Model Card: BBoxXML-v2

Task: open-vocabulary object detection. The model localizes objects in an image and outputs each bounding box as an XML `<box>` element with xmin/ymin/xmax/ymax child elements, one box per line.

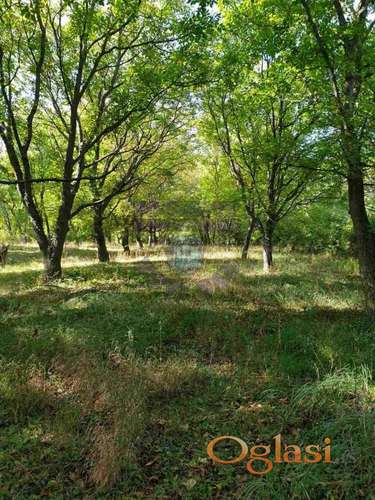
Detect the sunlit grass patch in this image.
<box><xmin>293</xmin><ymin>366</ymin><xmax>373</xmax><ymax>415</ymax></box>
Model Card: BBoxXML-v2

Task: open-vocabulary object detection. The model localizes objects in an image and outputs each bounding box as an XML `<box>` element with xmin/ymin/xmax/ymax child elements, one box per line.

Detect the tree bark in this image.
<box><xmin>134</xmin><ymin>217</ymin><xmax>143</xmax><ymax>249</ymax></box>
<box><xmin>148</xmin><ymin>221</ymin><xmax>158</xmax><ymax>246</ymax></box>
<box><xmin>241</xmin><ymin>218</ymin><xmax>256</xmax><ymax>259</ymax></box>
<box><xmin>121</xmin><ymin>226</ymin><xmax>130</xmax><ymax>255</ymax></box>
<box><xmin>262</xmin><ymin>220</ymin><xmax>274</xmax><ymax>273</ymax></box>
<box><xmin>342</xmin><ymin>85</ymin><xmax>375</xmax><ymax>304</ymax></box>
<box><xmin>43</xmin><ymin>241</ymin><xmax>64</xmax><ymax>280</ymax></box>
<box><xmin>347</xmin><ymin>173</ymin><xmax>375</xmax><ymax>303</ymax></box>
<box><xmin>342</xmin><ymin>44</ymin><xmax>375</xmax><ymax>304</ymax></box>
<box><xmin>93</xmin><ymin>206</ymin><xmax>110</xmax><ymax>263</ymax></box>
<box><xmin>152</xmin><ymin>221</ymin><xmax>158</xmax><ymax>246</ymax></box>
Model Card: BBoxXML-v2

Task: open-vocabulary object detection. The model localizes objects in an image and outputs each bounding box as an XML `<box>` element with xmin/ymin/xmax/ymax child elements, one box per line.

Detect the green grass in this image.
<box><xmin>0</xmin><ymin>245</ymin><xmax>374</xmax><ymax>499</ymax></box>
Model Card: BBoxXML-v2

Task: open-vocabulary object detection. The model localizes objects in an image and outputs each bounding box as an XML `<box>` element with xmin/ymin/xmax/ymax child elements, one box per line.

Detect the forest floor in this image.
<box><xmin>0</xmin><ymin>245</ymin><xmax>374</xmax><ymax>499</ymax></box>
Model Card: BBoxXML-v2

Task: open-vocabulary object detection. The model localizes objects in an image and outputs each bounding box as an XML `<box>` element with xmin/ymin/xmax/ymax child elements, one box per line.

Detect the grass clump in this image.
<box><xmin>293</xmin><ymin>366</ymin><xmax>373</xmax><ymax>415</ymax></box>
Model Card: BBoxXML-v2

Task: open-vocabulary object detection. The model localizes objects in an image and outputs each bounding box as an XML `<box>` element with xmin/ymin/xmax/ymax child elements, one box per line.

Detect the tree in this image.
<box><xmin>0</xmin><ymin>0</ymin><xmax>209</xmax><ymax>278</ymax></box>
<box><xmin>203</xmin><ymin>52</ymin><xmax>323</xmax><ymax>270</ymax></box>
<box><xmin>103</xmin><ymin>132</ymin><xmax>194</xmax><ymax>252</ymax></box>
<box><xmin>297</xmin><ymin>0</ymin><xmax>375</xmax><ymax>302</ymax></box>
<box><xmin>226</xmin><ymin>0</ymin><xmax>375</xmax><ymax>294</ymax></box>
<box><xmin>84</xmin><ymin>103</ymin><xmax>186</xmax><ymax>262</ymax></box>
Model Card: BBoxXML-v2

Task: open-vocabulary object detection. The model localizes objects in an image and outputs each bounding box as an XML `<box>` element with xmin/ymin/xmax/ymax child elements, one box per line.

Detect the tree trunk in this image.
<box><xmin>43</xmin><ymin>242</ymin><xmax>64</xmax><ymax>280</ymax></box>
<box><xmin>121</xmin><ymin>226</ymin><xmax>130</xmax><ymax>255</ymax></box>
<box><xmin>148</xmin><ymin>221</ymin><xmax>157</xmax><ymax>246</ymax></box>
<box><xmin>42</xmin><ymin>186</ymin><xmax>75</xmax><ymax>279</ymax></box>
<box><xmin>241</xmin><ymin>218</ymin><xmax>256</xmax><ymax>259</ymax></box>
<box><xmin>30</xmin><ymin>207</ymin><xmax>68</xmax><ymax>281</ymax></box>
<box><xmin>202</xmin><ymin>214</ymin><xmax>211</xmax><ymax>245</ymax></box>
<box><xmin>348</xmin><ymin>175</ymin><xmax>375</xmax><ymax>304</ymax></box>
<box><xmin>342</xmin><ymin>83</ymin><xmax>375</xmax><ymax>305</ymax></box>
<box><xmin>134</xmin><ymin>217</ymin><xmax>143</xmax><ymax>249</ymax></box>
<box><xmin>262</xmin><ymin>220</ymin><xmax>274</xmax><ymax>273</ymax></box>
<box><xmin>93</xmin><ymin>207</ymin><xmax>110</xmax><ymax>263</ymax></box>
<box><xmin>148</xmin><ymin>221</ymin><xmax>157</xmax><ymax>247</ymax></box>
<box><xmin>153</xmin><ymin>222</ymin><xmax>158</xmax><ymax>245</ymax></box>
<box><xmin>38</xmin><ymin>233</ymin><xmax>65</xmax><ymax>280</ymax></box>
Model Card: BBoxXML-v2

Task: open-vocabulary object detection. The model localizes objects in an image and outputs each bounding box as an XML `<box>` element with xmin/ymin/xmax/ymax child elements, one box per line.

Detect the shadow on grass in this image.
<box><xmin>1</xmin><ymin>259</ymin><xmax>373</xmax><ymax>381</ymax></box>
<box><xmin>1</xmin><ymin>255</ymin><xmax>374</xmax><ymax>498</ymax></box>
<box><xmin>0</xmin><ymin>326</ymin><xmax>233</xmax><ymax>498</ymax></box>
